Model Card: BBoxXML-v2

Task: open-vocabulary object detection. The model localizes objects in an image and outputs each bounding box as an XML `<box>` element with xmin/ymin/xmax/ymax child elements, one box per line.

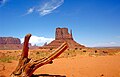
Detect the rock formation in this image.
<box><xmin>39</xmin><ymin>27</ymin><xmax>85</xmax><ymax>49</ymax></box>
<box><xmin>0</xmin><ymin>37</ymin><xmax>21</xmax><ymax>44</ymax></box>
<box><xmin>0</xmin><ymin>37</ymin><xmax>22</xmax><ymax>50</ymax></box>
<box><xmin>55</xmin><ymin>28</ymin><xmax>73</xmax><ymax>40</ymax></box>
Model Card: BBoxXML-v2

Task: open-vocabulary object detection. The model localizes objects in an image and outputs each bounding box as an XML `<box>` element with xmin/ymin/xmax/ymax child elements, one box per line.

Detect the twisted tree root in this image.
<box><xmin>11</xmin><ymin>34</ymin><xmax>68</xmax><ymax>77</ymax></box>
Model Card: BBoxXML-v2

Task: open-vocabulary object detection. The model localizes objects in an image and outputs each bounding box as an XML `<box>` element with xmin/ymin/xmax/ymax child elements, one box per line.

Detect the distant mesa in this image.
<box><xmin>0</xmin><ymin>37</ymin><xmax>21</xmax><ymax>44</ymax></box>
<box><xmin>39</xmin><ymin>27</ymin><xmax>85</xmax><ymax>49</ymax></box>
<box><xmin>0</xmin><ymin>37</ymin><xmax>39</xmax><ymax>50</ymax></box>
<box><xmin>0</xmin><ymin>37</ymin><xmax>22</xmax><ymax>50</ymax></box>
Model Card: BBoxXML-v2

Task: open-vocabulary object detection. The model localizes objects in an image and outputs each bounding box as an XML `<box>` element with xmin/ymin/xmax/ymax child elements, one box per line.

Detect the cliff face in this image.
<box><xmin>0</xmin><ymin>37</ymin><xmax>21</xmax><ymax>44</ymax></box>
<box><xmin>55</xmin><ymin>27</ymin><xmax>73</xmax><ymax>40</ymax></box>
<box><xmin>39</xmin><ymin>27</ymin><xmax>85</xmax><ymax>49</ymax></box>
<box><xmin>0</xmin><ymin>37</ymin><xmax>22</xmax><ymax>50</ymax></box>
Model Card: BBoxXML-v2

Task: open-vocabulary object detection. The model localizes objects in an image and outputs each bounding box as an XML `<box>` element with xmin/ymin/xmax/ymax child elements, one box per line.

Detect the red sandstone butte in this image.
<box><xmin>0</xmin><ymin>37</ymin><xmax>22</xmax><ymax>50</ymax></box>
<box><xmin>39</xmin><ymin>27</ymin><xmax>85</xmax><ymax>49</ymax></box>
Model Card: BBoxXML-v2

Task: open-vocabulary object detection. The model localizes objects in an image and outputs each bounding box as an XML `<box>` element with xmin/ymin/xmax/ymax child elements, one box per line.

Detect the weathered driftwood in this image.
<box><xmin>11</xmin><ymin>34</ymin><xmax>68</xmax><ymax>77</ymax></box>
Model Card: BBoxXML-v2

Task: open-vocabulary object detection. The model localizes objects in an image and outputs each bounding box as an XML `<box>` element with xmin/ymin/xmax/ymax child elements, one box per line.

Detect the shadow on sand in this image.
<box><xmin>32</xmin><ymin>74</ymin><xmax>66</xmax><ymax>77</ymax></box>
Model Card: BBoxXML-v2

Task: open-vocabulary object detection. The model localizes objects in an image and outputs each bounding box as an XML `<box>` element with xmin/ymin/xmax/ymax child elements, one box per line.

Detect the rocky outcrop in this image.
<box><xmin>39</xmin><ymin>27</ymin><xmax>85</xmax><ymax>50</ymax></box>
<box><xmin>0</xmin><ymin>37</ymin><xmax>22</xmax><ymax>50</ymax></box>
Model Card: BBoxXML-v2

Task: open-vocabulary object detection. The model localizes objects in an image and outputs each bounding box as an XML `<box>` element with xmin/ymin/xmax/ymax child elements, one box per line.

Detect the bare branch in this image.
<box><xmin>22</xmin><ymin>34</ymin><xmax>31</xmax><ymax>58</ymax></box>
<box><xmin>11</xmin><ymin>34</ymin><xmax>68</xmax><ymax>77</ymax></box>
<box><xmin>24</xmin><ymin>42</ymin><xmax>68</xmax><ymax>76</ymax></box>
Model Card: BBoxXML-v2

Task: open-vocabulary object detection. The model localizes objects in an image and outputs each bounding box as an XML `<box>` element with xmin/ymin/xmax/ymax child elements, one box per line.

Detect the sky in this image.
<box><xmin>0</xmin><ymin>0</ymin><xmax>120</xmax><ymax>47</ymax></box>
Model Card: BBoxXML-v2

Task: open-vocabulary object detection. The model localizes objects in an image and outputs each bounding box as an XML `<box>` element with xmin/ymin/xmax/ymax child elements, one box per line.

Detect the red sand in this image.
<box><xmin>0</xmin><ymin>55</ymin><xmax>120</xmax><ymax>77</ymax></box>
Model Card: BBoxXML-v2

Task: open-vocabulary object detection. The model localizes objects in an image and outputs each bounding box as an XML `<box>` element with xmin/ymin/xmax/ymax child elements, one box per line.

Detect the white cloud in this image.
<box><xmin>38</xmin><ymin>0</ymin><xmax>64</xmax><ymax>16</ymax></box>
<box><xmin>23</xmin><ymin>7</ymin><xmax>35</xmax><ymax>16</ymax></box>
<box><xmin>24</xmin><ymin>0</ymin><xmax>64</xmax><ymax>16</ymax></box>
<box><xmin>26</xmin><ymin>7</ymin><xmax>35</xmax><ymax>14</ymax></box>
<box><xmin>21</xmin><ymin>35</ymin><xmax>54</xmax><ymax>46</ymax></box>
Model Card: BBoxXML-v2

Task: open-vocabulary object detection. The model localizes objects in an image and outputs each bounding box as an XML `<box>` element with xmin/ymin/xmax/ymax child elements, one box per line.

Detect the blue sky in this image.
<box><xmin>0</xmin><ymin>0</ymin><xmax>120</xmax><ymax>47</ymax></box>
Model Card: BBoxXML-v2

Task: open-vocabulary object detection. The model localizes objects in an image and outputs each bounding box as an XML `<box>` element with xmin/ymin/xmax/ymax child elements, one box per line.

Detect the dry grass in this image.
<box><xmin>0</xmin><ymin>56</ymin><xmax>16</xmax><ymax>63</ymax></box>
<box><xmin>0</xmin><ymin>48</ymin><xmax>120</xmax><ymax>63</ymax></box>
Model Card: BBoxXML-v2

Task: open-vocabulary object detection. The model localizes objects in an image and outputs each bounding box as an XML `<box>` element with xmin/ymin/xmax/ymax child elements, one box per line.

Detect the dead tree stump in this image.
<box><xmin>10</xmin><ymin>34</ymin><xmax>68</xmax><ymax>77</ymax></box>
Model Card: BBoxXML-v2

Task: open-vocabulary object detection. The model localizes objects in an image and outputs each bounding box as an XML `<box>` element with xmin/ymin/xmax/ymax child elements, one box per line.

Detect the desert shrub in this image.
<box><xmin>50</xmin><ymin>48</ymin><xmax>53</xmax><ymax>50</ymax></box>
<box><xmin>36</xmin><ymin>52</ymin><xmax>40</xmax><ymax>55</ymax></box>
<box><xmin>75</xmin><ymin>48</ymin><xmax>78</xmax><ymax>50</ymax></box>
<box><xmin>95</xmin><ymin>50</ymin><xmax>97</xmax><ymax>53</ymax></box>
<box><xmin>83</xmin><ymin>50</ymin><xmax>86</xmax><ymax>52</ymax></box>
<box><xmin>79</xmin><ymin>48</ymin><xmax>82</xmax><ymax>50</ymax></box>
<box><xmin>103</xmin><ymin>51</ymin><xmax>108</xmax><ymax>53</ymax></box>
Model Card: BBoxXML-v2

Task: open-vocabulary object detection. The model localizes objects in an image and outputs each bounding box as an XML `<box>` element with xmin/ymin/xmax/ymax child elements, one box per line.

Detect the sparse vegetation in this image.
<box><xmin>0</xmin><ymin>56</ymin><xmax>16</xmax><ymax>63</ymax></box>
<box><xmin>0</xmin><ymin>48</ymin><xmax>120</xmax><ymax>63</ymax></box>
<box><xmin>32</xmin><ymin>48</ymin><xmax>120</xmax><ymax>58</ymax></box>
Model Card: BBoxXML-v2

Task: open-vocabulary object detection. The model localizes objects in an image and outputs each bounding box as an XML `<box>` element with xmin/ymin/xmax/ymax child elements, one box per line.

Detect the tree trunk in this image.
<box><xmin>10</xmin><ymin>34</ymin><xmax>68</xmax><ymax>77</ymax></box>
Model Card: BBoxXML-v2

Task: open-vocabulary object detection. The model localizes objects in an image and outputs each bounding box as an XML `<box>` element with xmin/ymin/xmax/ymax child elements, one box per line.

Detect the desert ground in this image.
<box><xmin>0</xmin><ymin>48</ymin><xmax>120</xmax><ymax>77</ymax></box>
